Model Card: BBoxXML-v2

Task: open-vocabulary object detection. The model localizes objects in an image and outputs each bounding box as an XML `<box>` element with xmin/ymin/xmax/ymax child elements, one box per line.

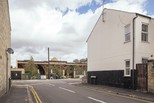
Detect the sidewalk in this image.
<box><xmin>0</xmin><ymin>85</ymin><xmax>32</xmax><ymax>103</ymax></box>
<box><xmin>76</xmin><ymin>83</ymin><xmax>154</xmax><ymax>102</ymax></box>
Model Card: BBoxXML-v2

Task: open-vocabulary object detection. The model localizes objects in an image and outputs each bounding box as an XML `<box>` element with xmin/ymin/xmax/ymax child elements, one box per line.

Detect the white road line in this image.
<box><xmin>68</xmin><ymin>82</ymin><xmax>81</xmax><ymax>85</ymax></box>
<box><xmin>88</xmin><ymin>97</ymin><xmax>106</xmax><ymax>103</ymax></box>
<box><xmin>59</xmin><ymin>87</ymin><xmax>76</xmax><ymax>93</ymax></box>
<box><xmin>49</xmin><ymin>84</ymin><xmax>55</xmax><ymax>86</ymax></box>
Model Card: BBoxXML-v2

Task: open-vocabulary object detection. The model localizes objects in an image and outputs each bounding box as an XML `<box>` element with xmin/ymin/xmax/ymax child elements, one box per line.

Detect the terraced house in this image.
<box><xmin>0</xmin><ymin>0</ymin><xmax>12</xmax><ymax>96</ymax></box>
<box><xmin>87</xmin><ymin>8</ymin><xmax>154</xmax><ymax>90</ymax></box>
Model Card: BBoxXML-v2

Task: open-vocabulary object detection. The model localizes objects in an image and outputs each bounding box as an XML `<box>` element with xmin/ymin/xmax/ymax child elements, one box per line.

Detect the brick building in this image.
<box><xmin>15</xmin><ymin>60</ymin><xmax>87</xmax><ymax>79</ymax></box>
<box><xmin>0</xmin><ymin>0</ymin><xmax>12</xmax><ymax>96</ymax></box>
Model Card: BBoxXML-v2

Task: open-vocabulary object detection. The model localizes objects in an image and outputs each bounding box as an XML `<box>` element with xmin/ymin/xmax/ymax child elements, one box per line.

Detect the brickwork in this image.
<box><xmin>17</xmin><ymin>60</ymin><xmax>87</xmax><ymax>79</ymax></box>
<box><xmin>0</xmin><ymin>0</ymin><xmax>11</xmax><ymax>96</ymax></box>
<box><xmin>148</xmin><ymin>61</ymin><xmax>154</xmax><ymax>93</ymax></box>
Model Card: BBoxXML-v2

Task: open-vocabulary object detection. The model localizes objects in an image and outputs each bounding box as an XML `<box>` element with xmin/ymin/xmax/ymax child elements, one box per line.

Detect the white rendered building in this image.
<box><xmin>87</xmin><ymin>8</ymin><xmax>154</xmax><ymax>88</ymax></box>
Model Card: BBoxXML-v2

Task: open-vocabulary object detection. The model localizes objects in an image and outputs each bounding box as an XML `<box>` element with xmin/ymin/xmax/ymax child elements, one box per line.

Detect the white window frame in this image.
<box><xmin>141</xmin><ymin>23</ymin><xmax>148</xmax><ymax>42</ymax></box>
<box><xmin>124</xmin><ymin>24</ymin><xmax>131</xmax><ymax>42</ymax></box>
<box><xmin>124</xmin><ymin>60</ymin><xmax>131</xmax><ymax>76</ymax></box>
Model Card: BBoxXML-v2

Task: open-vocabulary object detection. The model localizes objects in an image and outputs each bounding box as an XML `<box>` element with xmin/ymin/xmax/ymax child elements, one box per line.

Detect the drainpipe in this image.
<box><xmin>132</xmin><ymin>14</ymin><xmax>138</xmax><ymax>89</ymax></box>
<box><xmin>6</xmin><ymin>51</ymin><xmax>8</xmax><ymax>93</ymax></box>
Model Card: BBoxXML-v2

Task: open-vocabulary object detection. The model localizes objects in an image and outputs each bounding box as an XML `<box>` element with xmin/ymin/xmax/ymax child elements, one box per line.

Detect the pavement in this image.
<box><xmin>0</xmin><ymin>85</ymin><xmax>32</xmax><ymax>103</ymax></box>
<box><xmin>0</xmin><ymin>80</ymin><xmax>154</xmax><ymax>103</ymax></box>
<box><xmin>76</xmin><ymin>83</ymin><xmax>154</xmax><ymax>102</ymax></box>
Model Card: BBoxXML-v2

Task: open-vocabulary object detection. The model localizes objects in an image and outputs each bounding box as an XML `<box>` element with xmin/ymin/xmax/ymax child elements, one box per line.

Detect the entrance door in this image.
<box><xmin>136</xmin><ymin>64</ymin><xmax>148</xmax><ymax>91</ymax></box>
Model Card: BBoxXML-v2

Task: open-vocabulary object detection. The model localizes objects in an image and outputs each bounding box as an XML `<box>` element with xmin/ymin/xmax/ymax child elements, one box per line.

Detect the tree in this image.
<box><xmin>73</xmin><ymin>59</ymin><xmax>80</xmax><ymax>63</ymax></box>
<box><xmin>24</xmin><ymin>56</ymin><xmax>38</xmax><ymax>79</ymax></box>
<box><xmin>73</xmin><ymin>58</ymin><xmax>87</xmax><ymax>63</ymax></box>
<box><xmin>52</xmin><ymin>65</ymin><xmax>63</xmax><ymax>76</ymax></box>
<box><xmin>80</xmin><ymin>58</ymin><xmax>87</xmax><ymax>63</ymax></box>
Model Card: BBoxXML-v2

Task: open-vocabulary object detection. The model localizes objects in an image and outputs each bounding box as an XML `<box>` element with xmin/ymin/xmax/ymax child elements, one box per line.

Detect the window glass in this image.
<box><xmin>125</xmin><ymin>24</ymin><xmax>130</xmax><ymax>42</ymax></box>
<box><xmin>141</xmin><ymin>24</ymin><xmax>148</xmax><ymax>42</ymax></box>
<box><xmin>142</xmin><ymin>24</ymin><xmax>148</xmax><ymax>32</ymax></box>
<box><xmin>125</xmin><ymin>60</ymin><xmax>130</xmax><ymax>76</ymax></box>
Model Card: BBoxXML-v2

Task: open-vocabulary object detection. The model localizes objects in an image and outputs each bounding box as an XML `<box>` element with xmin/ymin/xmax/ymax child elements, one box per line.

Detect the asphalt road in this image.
<box><xmin>13</xmin><ymin>79</ymin><xmax>149</xmax><ymax>103</ymax></box>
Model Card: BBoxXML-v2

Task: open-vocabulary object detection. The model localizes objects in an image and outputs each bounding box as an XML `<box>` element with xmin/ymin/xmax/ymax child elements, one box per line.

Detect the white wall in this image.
<box><xmin>88</xmin><ymin>9</ymin><xmax>136</xmax><ymax>71</ymax></box>
<box><xmin>135</xmin><ymin>17</ymin><xmax>154</xmax><ymax>65</ymax></box>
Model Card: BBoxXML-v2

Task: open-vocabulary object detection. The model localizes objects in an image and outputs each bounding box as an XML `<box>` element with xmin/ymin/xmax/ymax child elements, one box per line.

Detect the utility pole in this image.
<box><xmin>48</xmin><ymin>48</ymin><xmax>50</xmax><ymax>79</ymax></box>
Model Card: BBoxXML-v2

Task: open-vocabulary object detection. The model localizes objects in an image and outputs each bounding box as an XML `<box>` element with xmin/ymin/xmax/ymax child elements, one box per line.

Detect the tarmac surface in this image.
<box><xmin>77</xmin><ymin>83</ymin><xmax>154</xmax><ymax>102</ymax></box>
<box><xmin>0</xmin><ymin>79</ymin><xmax>153</xmax><ymax>103</ymax></box>
<box><xmin>0</xmin><ymin>86</ymin><xmax>30</xmax><ymax>103</ymax></box>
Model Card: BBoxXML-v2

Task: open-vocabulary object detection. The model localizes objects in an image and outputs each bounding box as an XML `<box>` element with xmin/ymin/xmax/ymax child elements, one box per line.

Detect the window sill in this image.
<box><xmin>124</xmin><ymin>75</ymin><xmax>131</xmax><ymax>77</ymax></box>
<box><xmin>141</xmin><ymin>41</ymin><xmax>150</xmax><ymax>43</ymax></box>
<box><xmin>124</xmin><ymin>40</ymin><xmax>131</xmax><ymax>44</ymax></box>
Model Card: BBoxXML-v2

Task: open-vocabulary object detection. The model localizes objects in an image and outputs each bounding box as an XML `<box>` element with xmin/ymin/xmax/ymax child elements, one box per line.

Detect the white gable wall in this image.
<box><xmin>88</xmin><ymin>9</ymin><xmax>136</xmax><ymax>71</ymax></box>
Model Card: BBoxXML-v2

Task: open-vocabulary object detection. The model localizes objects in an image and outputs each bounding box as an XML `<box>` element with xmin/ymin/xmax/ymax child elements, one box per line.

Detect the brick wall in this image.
<box><xmin>0</xmin><ymin>0</ymin><xmax>11</xmax><ymax>96</ymax></box>
<box><xmin>148</xmin><ymin>61</ymin><xmax>154</xmax><ymax>93</ymax></box>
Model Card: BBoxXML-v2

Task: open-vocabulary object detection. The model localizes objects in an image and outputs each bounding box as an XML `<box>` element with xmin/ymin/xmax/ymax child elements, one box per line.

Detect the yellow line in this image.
<box><xmin>32</xmin><ymin>86</ymin><xmax>42</xmax><ymax>103</ymax></box>
<box><xmin>85</xmin><ymin>87</ymin><xmax>153</xmax><ymax>103</ymax></box>
<box><xmin>29</xmin><ymin>85</ymin><xmax>42</xmax><ymax>103</ymax></box>
<box><xmin>31</xmin><ymin>89</ymin><xmax>39</xmax><ymax>103</ymax></box>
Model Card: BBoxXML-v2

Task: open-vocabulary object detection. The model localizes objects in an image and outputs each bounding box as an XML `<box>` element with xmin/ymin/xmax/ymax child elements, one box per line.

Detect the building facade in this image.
<box><xmin>87</xmin><ymin>8</ymin><xmax>154</xmax><ymax>89</ymax></box>
<box><xmin>0</xmin><ymin>0</ymin><xmax>11</xmax><ymax>96</ymax></box>
<box><xmin>15</xmin><ymin>60</ymin><xmax>87</xmax><ymax>79</ymax></box>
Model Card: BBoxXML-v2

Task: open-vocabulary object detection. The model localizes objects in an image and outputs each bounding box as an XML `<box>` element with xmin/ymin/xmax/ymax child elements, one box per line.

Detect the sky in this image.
<box><xmin>9</xmin><ymin>0</ymin><xmax>154</xmax><ymax>67</ymax></box>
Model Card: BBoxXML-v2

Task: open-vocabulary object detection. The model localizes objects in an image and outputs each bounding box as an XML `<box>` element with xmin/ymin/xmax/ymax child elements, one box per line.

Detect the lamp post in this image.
<box><xmin>48</xmin><ymin>48</ymin><xmax>50</xmax><ymax>79</ymax></box>
<box><xmin>6</xmin><ymin>48</ymin><xmax>14</xmax><ymax>93</ymax></box>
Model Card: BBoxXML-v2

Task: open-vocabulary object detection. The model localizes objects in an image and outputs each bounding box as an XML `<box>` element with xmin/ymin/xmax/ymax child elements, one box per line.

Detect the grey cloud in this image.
<box><xmin>12</xmin><ymin>37</ymin><xmax>85</xmax><ymax>56</ymax></box>
<box><xmin>24</xmin><ymin>47</ymin><xmax>40</xmax><ymax>54</ymax></box>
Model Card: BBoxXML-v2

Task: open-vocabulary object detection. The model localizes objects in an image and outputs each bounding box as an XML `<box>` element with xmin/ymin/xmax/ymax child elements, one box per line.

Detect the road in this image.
<box><xmin>13</xmin><ymin>79</ymin><xmax>149</xmax><ymax>103</ymax></box>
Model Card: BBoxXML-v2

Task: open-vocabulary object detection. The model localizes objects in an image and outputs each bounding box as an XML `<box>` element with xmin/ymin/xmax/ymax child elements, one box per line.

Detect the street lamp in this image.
<box><xmin>6</xmin><ymin>48</ymin><xmax>14</xmax><ymax>54</ymax></box>
<box><xmin>6</xmin><ymin>48</ymin><xmax>14</xmax><ymax>93</ymax></box>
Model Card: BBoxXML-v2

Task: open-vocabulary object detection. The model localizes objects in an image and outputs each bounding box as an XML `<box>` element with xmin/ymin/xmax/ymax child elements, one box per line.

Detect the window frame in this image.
<box><xmin>124</xmin><ymin>24</ymin><xmax>131</xmax><ymax>42</ymax></box>
<box><xmin>124</xmin><ymin>60</ymin><xmax>131</xmax><ymax>76</ymax></box>
<box><xmin>141</xmin><ymin>23</ymin><xmax>148</xmax><ymax>42</ymax></box>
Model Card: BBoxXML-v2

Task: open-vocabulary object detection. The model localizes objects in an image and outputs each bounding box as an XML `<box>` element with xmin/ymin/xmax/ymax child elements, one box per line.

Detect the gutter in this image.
<box><xmin>132</xmin><ymin>14</ymin><xmax>138</xmax><ymax>89</ymax></box>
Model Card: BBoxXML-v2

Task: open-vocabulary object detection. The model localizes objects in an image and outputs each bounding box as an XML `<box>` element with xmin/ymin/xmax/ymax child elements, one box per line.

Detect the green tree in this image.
<box><xmin>73</xmin><ymin>59</ymin><xmax>80</xmax><ymax>63</ymax></box>
<box><xmin>52</xmin><ymin>65</ymin><xmax>63</xmax><ymax>76</ymax></box>
<box><xmin>80</xmin><ymin>58</ymin><xmax>87</xmax><ymax>63</ymax></box>
<box><xmin>24</xmin><ymin>56</ymin><xmax>38</xmax><ymax>79</ymax></box>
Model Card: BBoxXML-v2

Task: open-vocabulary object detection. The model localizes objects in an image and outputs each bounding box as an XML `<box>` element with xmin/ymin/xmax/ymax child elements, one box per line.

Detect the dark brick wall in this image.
<box><xmin>87</xmin><ymin>70</ymin><xmax>136</xmax><ymax>89</ymax></box>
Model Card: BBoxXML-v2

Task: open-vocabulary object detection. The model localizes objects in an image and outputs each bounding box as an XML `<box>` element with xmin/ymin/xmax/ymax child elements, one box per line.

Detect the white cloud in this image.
<box><xmin>9</xmin><ymin>0</ymin><xmax>149</xmax><ymax>67</ymax></box>
<box><xmin>9</xmin><ymin>0</ymin><xmax>93</xmax><ymax>12</ymax></box>
<box><xmin>105</xmin><ymin>0</ymin><xmax>147</xmax><ymax>14</ymax></box>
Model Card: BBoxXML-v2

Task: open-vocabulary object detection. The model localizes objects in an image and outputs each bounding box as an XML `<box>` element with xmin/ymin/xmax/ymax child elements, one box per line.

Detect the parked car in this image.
<box><xmin>49</xmin><ymin>73</ymin><xmax>61</xmax><ymax>79</ymax></box>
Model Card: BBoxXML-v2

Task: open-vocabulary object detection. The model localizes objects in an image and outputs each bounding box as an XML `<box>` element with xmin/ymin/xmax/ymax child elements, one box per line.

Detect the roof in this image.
<box><xmin>86</xmin><ymin>8</ymin><xmax>152</xmax><ymax>42</ymax></box>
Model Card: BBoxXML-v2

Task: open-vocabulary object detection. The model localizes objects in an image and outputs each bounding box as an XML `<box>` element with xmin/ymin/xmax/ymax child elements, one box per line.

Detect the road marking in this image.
<box><xmin>49</xmin><ymin>84</ymin><xmax>55</xmax><ymax>86</ymax></box>
<box><xmin>29</xmin><ymin>85</ymin><xmax>42</xmax><ymax>103</ymax></box>
<box><xmin>68</xmin><ymin>82</ymin><xmax>81</xmax><ymax>85</ymax></box>
<box><xmin>88</xmin><ymin>97</ymin><xmax>106</xmax><ymax>103</ymax></box>
<box><xmin>85</xmin><ymin>87</ymin><xmax>153</xmax><ymax>103</ymax></box>
<box><xmin>59</xmin><ymin>87</ymin><xmax>76</xmax><ymax>93</ymax></box>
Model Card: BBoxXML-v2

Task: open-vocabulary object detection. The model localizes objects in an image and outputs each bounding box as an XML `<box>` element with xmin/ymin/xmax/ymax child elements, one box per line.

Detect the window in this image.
<box><xmin>141</xmin><ymin>24</ymin><xmax>148</xmax><ymax>42</ymax></box>
<box><xmin>125</xmin><ymin>24</ymin><xmax>130</xmax><ymax>42</ymax></box>
<box><xmin>142</xmin><ymin>58</ymin><xmax>148</xmax><ymax>64</ymax></box>
<box><xmin>125</xmin><ymin>60</ymin><xmax>131</xmax><ymax>76</ymax></box>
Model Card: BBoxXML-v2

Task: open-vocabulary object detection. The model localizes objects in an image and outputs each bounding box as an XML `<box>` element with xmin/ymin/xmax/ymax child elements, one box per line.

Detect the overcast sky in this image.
<box><xmin>9</xmin><ymin>0</ymin><xmax>154</xmax><ymax>67</ymax></box>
